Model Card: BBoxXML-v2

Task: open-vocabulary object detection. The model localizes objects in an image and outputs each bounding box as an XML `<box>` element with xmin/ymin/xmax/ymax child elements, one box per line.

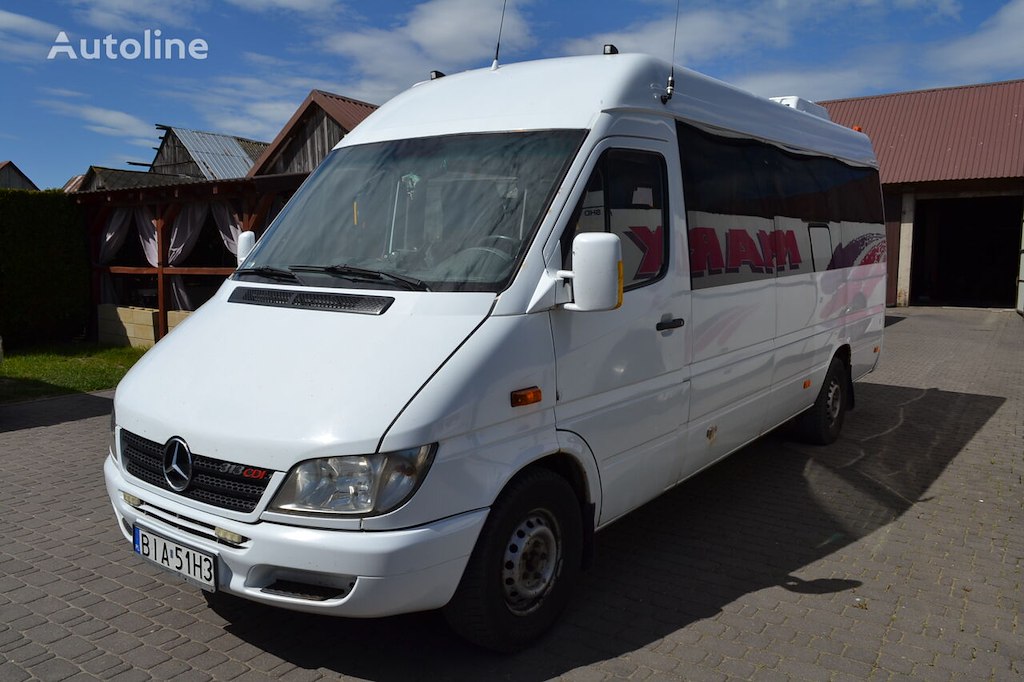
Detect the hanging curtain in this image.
<box><xmin>98</xmin><ymin>207</ymin><xmax>134</xmax><ymax>304</ymax></box>
<box><xmin>210</xmin><ymin>201</ymin><xmax>243</xmax><ymax>255</ymax></box>
<box><xmin>134</xmin><ymin>205</ymin><xmax>158</xmax><ymax>267</ymax></box>
<box><xmin>166</xmin><ymin>202</ymin><xmax>211</xmax><ymax>312</ymax></box>
<box><xmin>168</xmin><ymin>202</ymin><xmax>208</xmax><ymax>264</ymax></box>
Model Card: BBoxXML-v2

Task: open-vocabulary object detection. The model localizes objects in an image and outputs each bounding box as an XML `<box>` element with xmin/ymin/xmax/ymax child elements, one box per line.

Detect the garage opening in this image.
<box><xmin>911</xmin><ymin>195</ymin><xmax>1024</xmax><ymax>308</ymax></box>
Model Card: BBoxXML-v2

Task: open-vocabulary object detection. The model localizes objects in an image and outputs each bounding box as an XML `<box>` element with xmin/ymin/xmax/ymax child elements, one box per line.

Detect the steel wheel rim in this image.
<box><xmin>825</xmin><ymin>379</ymin><xmax>842</xmax><ymax>425</ymax></box>
<box><xmin>502</xmin><ymin>509</ymin><xmax>560</xmax><ymax>615</ymax></box>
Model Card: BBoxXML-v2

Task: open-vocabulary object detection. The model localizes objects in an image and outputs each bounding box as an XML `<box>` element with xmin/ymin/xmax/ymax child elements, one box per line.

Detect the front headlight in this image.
<box><xmin>269</xmin><ymin>444</ymin><xmax>436</xmax><ymax>516</ymax></box>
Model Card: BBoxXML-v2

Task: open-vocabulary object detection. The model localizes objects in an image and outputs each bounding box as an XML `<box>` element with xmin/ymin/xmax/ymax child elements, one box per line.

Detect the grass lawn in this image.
<box><xmin>0</xmin><ymin>343</ymin><xmax>148</xmax><ymax>404</ymax></box>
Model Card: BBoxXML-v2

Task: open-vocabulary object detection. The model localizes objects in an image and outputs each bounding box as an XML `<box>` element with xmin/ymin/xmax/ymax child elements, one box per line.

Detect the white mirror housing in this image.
<box><xmin>236</xmin><ymin>231</ymin><xmax>256</xmax><ymax>266</ymax></box>
<box><xmin>556</xmin><ymin>233</ymin><xmax>623</xmax><ymax>311</ymax></box>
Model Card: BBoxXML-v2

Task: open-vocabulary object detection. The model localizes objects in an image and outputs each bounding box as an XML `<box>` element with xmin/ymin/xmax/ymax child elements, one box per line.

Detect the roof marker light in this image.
<box><xmin>430</xmin><ymin>70</ymin><xmax>445</xmax><ymax>80</ymax></box>
<box><xmin>603</xmin><ymin>44</ymin><xmax>619</xmax><ymax>55</ymax></box>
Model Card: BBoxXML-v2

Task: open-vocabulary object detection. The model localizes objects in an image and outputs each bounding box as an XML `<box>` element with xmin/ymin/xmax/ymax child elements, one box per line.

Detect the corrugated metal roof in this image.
<box><xmin>164</xmin><ymin>127</ymin><xmax>269</xmax><ymax>180</ymax></box>
<box><xmin>822</xmin><ymin>79</ymin><xmax>1024</xmax><ymax>185</ymax></box>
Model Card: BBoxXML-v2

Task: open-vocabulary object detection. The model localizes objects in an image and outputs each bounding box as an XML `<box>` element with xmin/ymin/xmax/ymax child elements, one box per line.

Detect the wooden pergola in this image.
<box><xmin>71</xmin><ymin>89</ymin><xmax>379</xmax><ymax>343</ymax></box>
<box><xmin>75</xmin><ymin>172</ymin><xmax>305</xmax><ymax>339</ymax></box>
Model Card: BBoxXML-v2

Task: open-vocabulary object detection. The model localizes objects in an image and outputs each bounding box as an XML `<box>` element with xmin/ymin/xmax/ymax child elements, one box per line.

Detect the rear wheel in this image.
<box><xmin>795</xmin><ymin>356</ymin><xmax>848</xmax><ymax>444</ymax></box>
<box><xmin>444</xmin><ymin>468</ymin><xmax>582</xmax><ymax>652</ymax></box>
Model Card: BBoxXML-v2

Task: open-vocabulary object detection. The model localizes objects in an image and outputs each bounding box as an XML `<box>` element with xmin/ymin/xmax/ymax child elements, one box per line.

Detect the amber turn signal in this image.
<box><xmin>510</xmin><ymin>386</ymin><xmax>542</xmax><ymax>407</ymax></box>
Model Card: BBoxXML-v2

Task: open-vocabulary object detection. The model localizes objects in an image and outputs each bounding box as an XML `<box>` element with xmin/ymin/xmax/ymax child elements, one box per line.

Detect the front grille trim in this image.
<box><xmin>120</xmin><ymin>430</ymin><xmax>274</xmax><ymax>514</ymax></box>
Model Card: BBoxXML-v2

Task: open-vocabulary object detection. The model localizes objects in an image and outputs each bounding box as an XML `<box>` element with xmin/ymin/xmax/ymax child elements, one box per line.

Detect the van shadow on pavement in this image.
<box><xmin>203</xmin><ymin>382</ymin><xmax>1002</xmax><ymax>680</ymax></box>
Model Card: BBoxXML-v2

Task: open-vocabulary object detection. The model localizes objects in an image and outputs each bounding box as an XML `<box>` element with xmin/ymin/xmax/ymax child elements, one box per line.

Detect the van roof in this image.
<box><xmin>340</xmin><ymin>53</ymin><xmax>877</xmax><ymax>168</ymax></box>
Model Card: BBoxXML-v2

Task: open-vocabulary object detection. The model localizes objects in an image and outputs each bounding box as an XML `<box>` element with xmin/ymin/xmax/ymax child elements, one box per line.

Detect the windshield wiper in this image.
<box><xmin>235</xmin><ymin>266</ymin><xmax>301</xmax><ymax>283</ymax></box>
<box><xmin>290</xmin><ymin>264</ymin><xmax>431</xmax><ymax>291</ymax></box>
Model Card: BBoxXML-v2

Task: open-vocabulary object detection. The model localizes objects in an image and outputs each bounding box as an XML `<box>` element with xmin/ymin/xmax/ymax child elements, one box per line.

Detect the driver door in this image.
<box><xmin>550</xmin><ymin>139</ymin><xmax>691</xmax><ymax>525</ymax></box>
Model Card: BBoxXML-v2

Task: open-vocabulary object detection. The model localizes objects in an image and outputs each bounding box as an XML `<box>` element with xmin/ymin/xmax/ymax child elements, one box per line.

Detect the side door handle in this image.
<box><xmin>656</xmin><ymin>318</ymin><xmax>685</xmax><ymax>331</ymax></box>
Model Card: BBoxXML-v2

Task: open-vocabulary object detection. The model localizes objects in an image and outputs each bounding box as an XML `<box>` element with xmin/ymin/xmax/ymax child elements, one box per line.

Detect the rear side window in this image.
<box><xmin>678</xmin><ymin>120</ymin><xmax>883</xmax><ymax>290</ymax></box>
<box><xmin>562</xmin><ymin>149</ymin><xmax>669</xmax><ymax>290</ymax></box>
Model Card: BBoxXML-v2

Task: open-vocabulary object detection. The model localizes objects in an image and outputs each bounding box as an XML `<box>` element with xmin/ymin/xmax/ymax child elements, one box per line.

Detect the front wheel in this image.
<box><xmin>794</xmin><ymin>356</ymin><xmax>848</xmax><ymax>444</ymax></box>
<box><xmin>443</xmin><ymin>468</ymin><xmax>582</xmax><ymax>652</ymax></box>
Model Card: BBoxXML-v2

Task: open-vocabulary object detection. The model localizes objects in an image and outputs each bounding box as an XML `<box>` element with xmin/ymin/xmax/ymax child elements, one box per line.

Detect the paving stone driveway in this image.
<box><xmin>1</xmin><ymin>307</ymin><xmax>1021</xmax><ymax>681</ymax></box>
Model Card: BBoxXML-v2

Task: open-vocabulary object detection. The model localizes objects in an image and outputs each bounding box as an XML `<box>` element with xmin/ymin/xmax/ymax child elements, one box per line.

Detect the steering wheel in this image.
<box><xmin>474</xmin><ymin>235</ymin><xmax>520</xmax><ymax>256</ymax></box>
<box><xmin>458</xmin><ymin>246</ymin><xmax>514</xmax><ymax>263</ymax></box>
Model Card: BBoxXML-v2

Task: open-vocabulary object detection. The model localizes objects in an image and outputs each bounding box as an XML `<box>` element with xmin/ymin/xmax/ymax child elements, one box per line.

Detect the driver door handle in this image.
<box><xmin>656</xmin><ymin>318</ymin><xmax>685</xmax><ymax>331</ymax></box>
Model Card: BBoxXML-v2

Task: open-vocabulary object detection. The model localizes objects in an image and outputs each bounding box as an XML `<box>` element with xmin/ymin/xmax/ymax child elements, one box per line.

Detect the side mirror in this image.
<box><xmin>557</xmin><ymin>233</ymin><xmax>623</xmax><ymax>311</ymax></box>
<box><xmin>236</xmin><ymin>231</ymin><xmax>256</xmax><ymax>266</ymax></box>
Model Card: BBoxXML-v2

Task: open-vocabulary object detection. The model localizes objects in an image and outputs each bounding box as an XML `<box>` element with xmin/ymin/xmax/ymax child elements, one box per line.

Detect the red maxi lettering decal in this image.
<box><xmin>726</xmin><ymin>229</ymin><xmax>766</xmax><ymax>273</ymax></box>
<box><xmin>690</xmin><ymin>226</ymin><xmax>803</xmax><ymax>277</ymax></box>
<box><xmin>624</xmin><ymin>225</ymin><xmax>664</xmax><ymax>277</ymax></box>
<box><xmin>688</xmin><ymin>226</ymin><xmax>725</xmax><ymax>277</ymax></box>
<box><xmin>757</xmin><ymin>229</ymin><xmax>803</xmax><ymax>272</ymax></box>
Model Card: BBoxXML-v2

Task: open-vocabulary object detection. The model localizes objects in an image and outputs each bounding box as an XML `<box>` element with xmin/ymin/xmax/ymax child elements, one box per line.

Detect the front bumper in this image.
<box><xmin>103</xmin><ymin>454</ymin><xmax>486</xmax><ymax>617</ymax></box>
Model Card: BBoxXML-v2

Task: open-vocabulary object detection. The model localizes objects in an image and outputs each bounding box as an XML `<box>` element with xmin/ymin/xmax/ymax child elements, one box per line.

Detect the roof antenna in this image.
<box><xmin>661</xmin><ymin>0</ymin><xmax>681</xmax><ymax>104</ymax></box>
<box><xmin>492</xmin><ymin>0</ymin><xmax>508</xmax><ymax>70</ymax></box>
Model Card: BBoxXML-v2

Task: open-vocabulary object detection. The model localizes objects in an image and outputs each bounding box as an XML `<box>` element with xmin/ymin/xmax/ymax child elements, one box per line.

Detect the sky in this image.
<box><xmin>1</xmin><ymin>0</ymin><xmax>1022</xmax><ymax>189</ymax></box>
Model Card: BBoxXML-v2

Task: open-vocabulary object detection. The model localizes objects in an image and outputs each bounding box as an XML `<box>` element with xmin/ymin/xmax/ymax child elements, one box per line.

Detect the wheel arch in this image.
<box><xmin>834</xmin><ymin>343</ymin><xmax>855</xmax><ymax>410</ymax></box>
<box><xmin>509</xmin><ymin>450</ymin><xmax>597</xmax><ymax>570</ymax></box>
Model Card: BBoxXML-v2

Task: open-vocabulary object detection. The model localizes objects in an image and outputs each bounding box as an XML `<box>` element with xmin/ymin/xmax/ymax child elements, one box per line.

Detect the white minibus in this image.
<box><xmin>104</xmin><ymin>50</ymin><xmax>886</xmax><ymax>650</ymax></box>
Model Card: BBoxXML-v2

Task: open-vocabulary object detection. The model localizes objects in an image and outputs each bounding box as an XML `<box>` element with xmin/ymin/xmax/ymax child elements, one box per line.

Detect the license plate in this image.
<box><xmin>133</xmin><ymin>526</ymin><xmax>217</xmax><ymax>591</ymax></box>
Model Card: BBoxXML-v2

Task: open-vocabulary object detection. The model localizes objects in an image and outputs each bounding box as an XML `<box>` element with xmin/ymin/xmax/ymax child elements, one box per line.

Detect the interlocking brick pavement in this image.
<box><xmin>1</xmin><ymin>308</ymin><xmax>1021</xmax><ymax>680</ymax></box>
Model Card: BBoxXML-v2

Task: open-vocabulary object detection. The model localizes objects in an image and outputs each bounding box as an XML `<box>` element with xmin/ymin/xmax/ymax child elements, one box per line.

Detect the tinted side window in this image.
<box><xmin>563</xmin><ymin>149</ymin><xmax>669</xmax><ymax>290</ymax></box>
<box><xmin>678</xmin><ymin>121</ymin><xmax>883</xmax><ymax>289</ymax></box>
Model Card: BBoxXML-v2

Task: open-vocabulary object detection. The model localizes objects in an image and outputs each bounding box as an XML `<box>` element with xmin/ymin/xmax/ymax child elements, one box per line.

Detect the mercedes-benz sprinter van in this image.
<box><xmin>104</xmin><ymin>50</ymin><xmax>885</xmax><ymax>650</ymax></box>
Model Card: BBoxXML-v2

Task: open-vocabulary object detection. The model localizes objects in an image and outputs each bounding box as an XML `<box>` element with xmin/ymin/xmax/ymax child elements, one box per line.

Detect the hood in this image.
<box><xmin>115</xmin><ymin>283</ymin><xmax>494</xmax><ymax>469</ymax></box>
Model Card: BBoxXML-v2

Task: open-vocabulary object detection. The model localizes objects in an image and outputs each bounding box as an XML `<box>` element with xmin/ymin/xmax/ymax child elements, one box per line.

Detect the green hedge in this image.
<box><xmin>0</xmin><ymin>189</ymin><xmax>90</xmax><ymax>349</ymax></box>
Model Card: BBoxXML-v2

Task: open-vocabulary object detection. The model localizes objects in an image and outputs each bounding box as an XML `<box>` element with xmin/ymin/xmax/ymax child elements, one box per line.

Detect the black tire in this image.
<box><xmin>443</xmin><ymin>467</ymin><xmax>583</xmax><ymax>652</ymax></box>
<box><xmin>795</xmin><ymin>356</ymin><xmax>848</xmax><ymax>445</ymax></box>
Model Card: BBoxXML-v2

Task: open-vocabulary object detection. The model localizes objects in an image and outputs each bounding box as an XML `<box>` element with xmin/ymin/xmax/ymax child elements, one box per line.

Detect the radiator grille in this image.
<box><xmin>120</xmin><ymin>430</ymin><xmax>274</xmax><ymax>513</ymax></box>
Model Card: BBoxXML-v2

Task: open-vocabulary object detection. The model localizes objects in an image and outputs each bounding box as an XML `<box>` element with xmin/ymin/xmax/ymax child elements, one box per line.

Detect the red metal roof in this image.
<box><xmin>248</xmin><ymin>90</ymin><xmax>377</xmax><ymax>177</ymax></box>
<box><xmin>311</xmin><ymin>90</ymin><xmax>378</xmax><ymax>134</ymax></box>
<box><xmin>821</xmin><ymin>79</ymin><xmax>1024</xmax><ymax>185</ymax></box>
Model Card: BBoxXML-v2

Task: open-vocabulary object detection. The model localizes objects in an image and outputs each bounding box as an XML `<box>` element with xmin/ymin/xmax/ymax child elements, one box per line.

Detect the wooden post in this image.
<box><xmin>246</xmin><ymin>193</ymin><xmax>276</xmax><ymax>236</ymax></box>
<box><xmin>155</xmin><ymin>204</ymin><xmax>181</xmax><ymax>340</ymax></box>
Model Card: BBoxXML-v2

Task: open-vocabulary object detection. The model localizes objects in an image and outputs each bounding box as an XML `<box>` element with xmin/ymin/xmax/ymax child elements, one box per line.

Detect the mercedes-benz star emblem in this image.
<box><xmin>163</xmin><ymin>437</ymin><xmax>193</xmax><ymax>492</ymax></box>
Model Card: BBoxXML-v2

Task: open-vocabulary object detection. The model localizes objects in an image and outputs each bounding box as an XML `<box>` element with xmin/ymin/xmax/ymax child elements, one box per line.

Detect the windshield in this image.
<box><xmin>239</xmin><ymin>130</ymin><xmax>586</xmax><ymax>292</ymax></box>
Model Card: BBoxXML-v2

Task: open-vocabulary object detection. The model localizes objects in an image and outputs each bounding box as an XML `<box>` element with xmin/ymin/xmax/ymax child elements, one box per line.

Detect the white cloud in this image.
<box><xmin>926</xmin><ymin>0</ymin><xmax>1024</xmax><ymax>78</ymax></box>
<box><xmin>562</xmin><ymin>6</ymin><xmax>791</xmax><ymax>65</ymax></box>
<box><xmin>404</xmin><ymin>0</ymin><xmax>532</xmax><ymax>63</ymax></box>
<box><xmin>0</xmin><ymin>9</ymin><xmax>60</xmax><ymax>38</ymax></box>
<box><xmin>893</xmin><ymin>0</ymin><xmax>962</xmax><ymax>19</ymax></box>
<box><xmin>0</xmin><ymin>9</ymin><xmax>61</xmax><ymax>63</ymax></box>
<box><xmin>67</xmin><ymin>0</ymin><xmax>205</xmax><ymax>31</ymax></box>
<box><xmin>821</xmin><ymin>0</ymin><xmax>961</xmax><ymax>19</ymax></box>
<box><xmin>224</xmin><ymin>0</ymin><xmax>342</xmax><ymax>13</ymax></box>
<box><xmin>321</xmin><ymin>0</ymin><xmax>535</xmax><ymax>102</ymax></box>
<box><xmin>241</xmin><ymin>51</ymin><xmax>299</xmax><ymax>68</ymax></box>
<box><xmin>559</xmin><ymin>0</ymin><xmax>991</xmax><ymax>102</ymax></box>
<box><xmin>155</xmin><ymin>71</ymin><xmax>353</xmax><ymax>142</ymax></box>
<box><xmin>40</xmin><ymin>99</ymin><xmax>155</xmax><ymax>142</ymax></box>
<box><xmin>37</xmin><ymin>87</ymin><xmax>88</xmax><ymax>98</ymax></box>
<box><xmin>730</xmin><ymin>55</ymin><xmax>905</xmax><ymax>101</ymax></box>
